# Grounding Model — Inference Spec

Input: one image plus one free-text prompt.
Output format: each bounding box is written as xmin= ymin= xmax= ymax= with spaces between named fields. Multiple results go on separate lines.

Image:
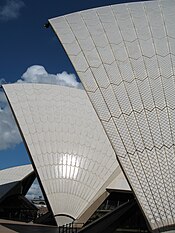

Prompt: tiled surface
xmin=0 ymin=165 xmax=33 ymax=185
xmin=49 ymin=0 xmax=175 ymax=230
xmin=3 ymin=84 xmax=124 ymax=225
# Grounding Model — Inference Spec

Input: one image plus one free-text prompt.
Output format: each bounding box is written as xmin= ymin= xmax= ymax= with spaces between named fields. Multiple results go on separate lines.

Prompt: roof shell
xmin=3 ymin=83 xmax=128 ymax=226
xmin=0 ymin=164 xmax=33 ymax=186
xmin=49 ymin=0 xmax=175 ymax=230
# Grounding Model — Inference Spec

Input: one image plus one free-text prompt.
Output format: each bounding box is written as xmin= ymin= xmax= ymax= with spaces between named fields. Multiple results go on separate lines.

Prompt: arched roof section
xmin=49 ymin=1 xmax=175 ymax=231
xmin=3 ymin=83 xmax=127 ymax=225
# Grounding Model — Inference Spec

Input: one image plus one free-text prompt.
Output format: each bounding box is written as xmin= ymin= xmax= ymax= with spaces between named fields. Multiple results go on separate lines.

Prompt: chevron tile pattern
xmin=49 ymin=1 xmax=175 ymax=230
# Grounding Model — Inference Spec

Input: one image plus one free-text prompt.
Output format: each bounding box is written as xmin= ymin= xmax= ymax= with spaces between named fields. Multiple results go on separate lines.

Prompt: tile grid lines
xmin=56 ymin=24 xmax=175 ymax=49
xmin=117 ymin=8 xmax=164 ymax=226
xmin=23 ymin=88 xmax=47 ymax=176
xmin=22 ymin=143 xmax=175 ymax=158
xmin=97 ymin=5 xmax=163 ymax=227
xmin=127 ymin=0 xmax=175 ymax=224
xmin=128 ymin=2 xmax=175 ymax=225
xmin=38 ymin=172 xmax=101 ymax=195
xmin=26 ymin=90 xmax=72 ymax=210
xmin=23 ymin=86 xmax=43 ymax=158
xmin=60 ymin=48 xmax=175 ymax=67
xmin=74 ymin=73 xmax=175 ymax=89
xmin=137 ymin=2 xmax=174 ymax=225
xmin=63 ymin=16 xmax=132 ymax=157
xmin=30 ymin=153 xmax=111 ymax=178
xmin=77 ymin=6 xmax=158 ymax=227
xmin=143 ymin=2 xmax=174 ymax=223
xmin=24 ymin=85 xmax=51 ymax=189
xmin=159 ymin=10 xmax=175 ymax=209
xmin=155 ymin=58 xmax=175 ymax=224
xmin=59 ymin=11 xmax=175 ymax=117
xmin=95 ymin=6 xmax=163 ymax=226
xmin=76 ymin=11 xmax=141 ymax=156
xmin=82 ymin=8 xmax=143 ymax=156
xmin=49 ymin=1 xmax=175 ymax=229
xmin=28 ymin=88 xmax=56 ymax=188
xmin=106 ymin=4 xmax=159 ymax=227
xmin=62 ymin=12 xmax=148 ymax=227
xmin=69 ymin=62 xmax=174 ymax=91
xmin=59 ymin=36 xmax=174 ymax=53
xmin=2 ymin=86 xmax=57 ymax=223
xmin=18 ymin=89 xmax=50 ymax=189
xmin=159 ymin=0 xmax=175 ymax=48
xmin=4 ymin=83 xmax=121 ymax=220
xmin=62 ymin=5 xmax=175 ymax=228
xmin=126 ymin=4 xmax=172 ymax=226
xmin=159 ymin=2 xmax=175 ymax=119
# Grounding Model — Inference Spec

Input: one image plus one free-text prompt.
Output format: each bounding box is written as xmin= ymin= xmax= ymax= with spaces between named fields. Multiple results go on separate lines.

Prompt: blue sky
xmin=0 ymin=0 xmax=141 ymax=170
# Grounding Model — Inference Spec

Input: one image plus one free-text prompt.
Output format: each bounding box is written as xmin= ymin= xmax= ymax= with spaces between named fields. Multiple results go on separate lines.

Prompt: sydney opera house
xmin=1 ymin=0 xmax=175 ymax=232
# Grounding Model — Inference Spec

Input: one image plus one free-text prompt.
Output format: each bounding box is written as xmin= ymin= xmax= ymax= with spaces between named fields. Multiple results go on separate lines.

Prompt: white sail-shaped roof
xmin=0 ymin=164 xmax=33 ymax=186
xmin=3 ymin=83 xmax=128 ymax=226
xmin=49 ymin=0 xmax=175 ymax=231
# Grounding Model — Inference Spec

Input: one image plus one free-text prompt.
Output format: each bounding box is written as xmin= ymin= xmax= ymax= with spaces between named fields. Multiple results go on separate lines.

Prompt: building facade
xmin=49 ymin=1 xmax=175 ymax=232
xmin=3 ymin=83 xmax=129 ymax=226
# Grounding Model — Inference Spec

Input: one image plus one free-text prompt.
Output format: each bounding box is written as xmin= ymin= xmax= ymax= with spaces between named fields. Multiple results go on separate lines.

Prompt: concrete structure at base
xmin=3 ymin=84 xmax=129 ymax=226
xmin=49 ymin=0 xmax=175 ymax=232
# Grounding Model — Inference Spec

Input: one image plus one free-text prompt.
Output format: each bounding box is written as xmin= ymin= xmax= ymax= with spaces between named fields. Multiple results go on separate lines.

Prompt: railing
xmin=58 ymin=222 xmax=83 ymax=233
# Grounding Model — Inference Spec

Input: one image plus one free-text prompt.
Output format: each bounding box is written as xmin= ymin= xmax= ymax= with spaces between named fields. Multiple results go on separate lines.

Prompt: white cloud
xmin=0 ymin=90 xmax=22 ymax=150
xmin=0 ymin=65 xmax=82 ymax=150
xmin=0 ymin=0 xmax=24 ymax=21
xmin=17 ymin=65 xmax=83 ymax=89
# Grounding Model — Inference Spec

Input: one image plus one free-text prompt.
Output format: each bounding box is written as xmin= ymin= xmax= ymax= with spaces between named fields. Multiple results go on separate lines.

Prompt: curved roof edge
xmin=0 ymin=164 xmax=33 ymax=186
